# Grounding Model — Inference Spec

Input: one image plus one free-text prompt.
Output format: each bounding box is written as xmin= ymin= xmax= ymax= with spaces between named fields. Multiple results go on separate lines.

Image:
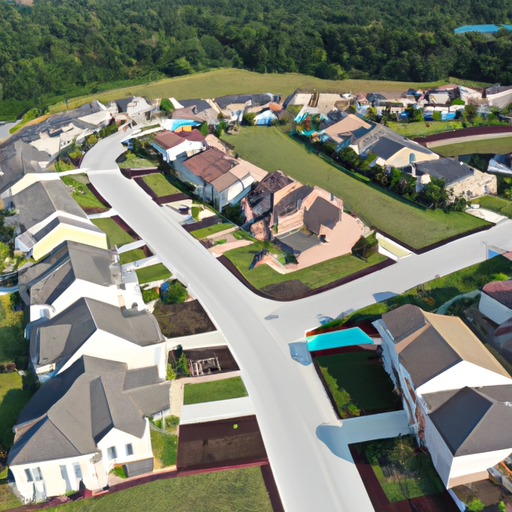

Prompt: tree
xmin=160 ymin=98 xmax=174 ymax=112
xmin=405 ymin=105 xmax=424 ymax=123
xmin=423 ymin=177 xmax=448 ymax=209
xmin=462 ymin=104 xmax=478 ymax=125
xmin=242 ymin=112 xmax=256 ymax=126
xmin=162 ymin=280 xmax=188 ymax=304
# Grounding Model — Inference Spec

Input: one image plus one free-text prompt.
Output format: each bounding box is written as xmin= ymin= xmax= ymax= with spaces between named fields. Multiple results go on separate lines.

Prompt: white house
xmin=479 ymin=279 xmax=512 ymax=325
xmin=151 ymin=129 xmax=206 ymax=163
xmin=7 ymin=180 xmax=108 ymax=261
xmin=29 ymin=297 xmax=166 ymax=381
xmin=373 ymin=304 xmax=512 ymax=488
xmin=8 ymin=356 xmax=171 ymax=503
xmin=18 ymin=240 xmax=144 ymax=322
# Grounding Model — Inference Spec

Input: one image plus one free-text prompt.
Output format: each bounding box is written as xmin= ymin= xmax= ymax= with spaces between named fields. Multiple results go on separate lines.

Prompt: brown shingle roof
xmin=183 ymin=147 xmax=236 ymax=183
xmin=153 ymin=131 xmax=184 ymax=150
xmin=176 ymin=129 xmax=205 ymax=143
xmin=482 ymin=280 xmax=512 ymax=309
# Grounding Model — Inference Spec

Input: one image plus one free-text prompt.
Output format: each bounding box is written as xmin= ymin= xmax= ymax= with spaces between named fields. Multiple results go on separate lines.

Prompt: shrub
xmin=87 ymin=134 xmax=98 ymax=145
xmin=110 ymin=466 xmax=127 ymax=479
xmin=163 ymin=280 xmax=188 ymax=304
xmin=160 ymin=98 xmax=174 ymax=112
xmin=166 ymin=364 xmax=176 ymax=380
xmin=142 ymin=286 xmax=159 ymax=303
xmin=222 ymin=204 xmax=244 ymax=225
xmin=243 ymin=112 xmax=256 ymax=126
xmin=467 ymin=498 xmax=485 ymax=512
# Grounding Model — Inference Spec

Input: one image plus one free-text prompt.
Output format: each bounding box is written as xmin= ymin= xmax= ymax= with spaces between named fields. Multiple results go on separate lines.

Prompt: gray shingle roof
xmin=424 ymin=385 xmax=512 ymax=456
xmin=178 ymin=99 xmax=212 ymax=113
xmin=12 ymin=180 xmax=86 ymax=231
xmin=9 ymin=356 xmax=171 ymax=465
xmin=30 ymin=297 xmax=164 ymax=370
xmin=18 ymin=241 xmax=117 ymax=306
xmin=415 ymin=159 xmax=473 ymax=185
xmin=382 ymin=305 xmax=510 ymax=387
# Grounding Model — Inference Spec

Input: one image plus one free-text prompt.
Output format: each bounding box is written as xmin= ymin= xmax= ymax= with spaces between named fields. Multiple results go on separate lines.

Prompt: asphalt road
xmin=84 ymin=133 xmax=512 ymax=512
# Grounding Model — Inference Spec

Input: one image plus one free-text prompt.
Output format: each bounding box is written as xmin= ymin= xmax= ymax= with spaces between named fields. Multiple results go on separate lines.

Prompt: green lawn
xmin=183 ymin=377 xmax=248 ymax=405
xmin=387 ymin=120 xmax=464 ymax=139
xmin=435 ymin=136 xmax=512 ymax=157
xmin=220 ymin=127 xmax=488 ymax=249
xmin=119 ymin=249 xmax=147 ymax=265
xmin=91 ymin=218 xmax=135 ymax=248
xmin=150 ymin=431 xmax=178 ymax=469
xmin=190 ymin=223 xmax=233 ymax=239
xmin=54 ymin=160 xmax=76 ymax=173
xmin=45 ymin=466 xmax=272 ymax=512
xmin=142 ymin=174 xmax=181 ymax=196
xmin=224 ymin=241 xmax=386 ymax=290
xmin=61 ymin=175 xmax=107 ymax=211
xmin=48 ymin=69 xmax=447 ymax=115
xmin=326 ymin=254 xmax=512 ymax=328
xmin=317 ymin=352 xmax=400 ymax=414
xmin=136 ymin=263 xmax=172 ymax=284
xmin=118 ymin=156 xmax=158 ymax=169
xmin=0 ymin=479 xmax=20 ymax=511
xmin=471 ymin=196 xmax=512 ymax=219
xmin=0 ymin=295 xmax=26 ymax=366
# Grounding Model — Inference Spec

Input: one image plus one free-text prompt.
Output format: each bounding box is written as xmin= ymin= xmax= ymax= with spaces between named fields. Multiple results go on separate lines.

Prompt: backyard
xmin=220 ymin=127 xmax=488 ymax=249
xmin=435 ymin=135 xmax=512 ymax=157
xmin=44 ymin=466 xmax=272 ymax=512
xmin=61 ymin=175 xmax=108 ymax=214
xmin=359 ymin=436 xmax=445 ymax=503
xmin=150 ymin=416 xmax=179 ymax=469
xmin=142 ymin=173 xmax=181 ymax=196
xmin=316 ymin=351 xmax=400 ymax=416
xmin=472 ymin=195 xmax=512 ymax=219
xmin=387 ymin=120 xmax=464 ymax=139
xmin=91 ymin=218 xmax=147 ymax=265
xmin=135 ymin=263 xmax=172 ymax=285
xmin=224 ymin=240 xmax=386 ymax=296
xmin=183 ymin=377 xmax=248 ymax=405
xmin=190 ymin=223 xmax=233 ymax=240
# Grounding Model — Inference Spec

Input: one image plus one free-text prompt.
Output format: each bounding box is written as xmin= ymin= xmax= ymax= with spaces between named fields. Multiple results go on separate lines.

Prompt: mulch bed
xmin=182 ymin=346 xmax=239 ymax=373
xmin=153 ymin=300 xmax=216 ymax=338
xmin=177 ymin=416 xmax=268 ymax=471
xmin=82 ymin=206 xmax=108 ymax=215
xmin=260 ymin=280 xmax=312 ymax=300
xmin=155 ymin=193 xmax=189 ymax=204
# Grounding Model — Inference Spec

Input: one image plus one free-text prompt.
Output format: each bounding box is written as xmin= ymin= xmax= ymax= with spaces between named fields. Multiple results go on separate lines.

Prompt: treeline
xmin=2 ymin=0 xmax=512 ymax=112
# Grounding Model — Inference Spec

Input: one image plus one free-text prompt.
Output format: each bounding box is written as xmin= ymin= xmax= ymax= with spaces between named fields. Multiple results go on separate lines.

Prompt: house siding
xmin=479 ymin=292 xmax=512 ymax=326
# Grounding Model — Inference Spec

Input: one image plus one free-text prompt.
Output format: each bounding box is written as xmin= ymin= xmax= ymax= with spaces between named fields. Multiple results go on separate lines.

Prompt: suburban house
xmin=366 ymin=136 xmax=438 ymax=168
xmin=321 ymin=114 xmax=373 ymax=148
xmin=373 ymin=304 xmax=512 ymax=488
xmin=6 ymin=180 xmax=108 ymax=261
xmin=174 ymin=146 xmax=267 ymax=211
xmin=29 ymin=296 xmax=166 ymax=381
xmin=110 ymin=97 xmax=158 ymax=124
xmin=151 ymin=129 xmax=206 ymax=163
xmin=479 ymin=279 xmax=512 ymax=325
xmin=0 ymin=141 xmax=50 ymax=195
xmin=169 ymin=98 xmax=221 ymax=125
xmin=409 ymin=158 xmax=497 ymax=198
xmin=18 ymin=240 xmax=144 ymax=322
xmin=8 ymin=356 xmax=171 ymax=503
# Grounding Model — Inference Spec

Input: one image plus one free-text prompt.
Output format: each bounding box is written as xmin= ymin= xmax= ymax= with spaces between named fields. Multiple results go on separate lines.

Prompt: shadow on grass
xmin=0 ymin=387 xmax=32 ymax=449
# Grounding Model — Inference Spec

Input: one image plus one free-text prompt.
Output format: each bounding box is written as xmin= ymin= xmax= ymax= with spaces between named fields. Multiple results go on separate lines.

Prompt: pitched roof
xmin=18 ymin=241 xmax=117 ymax=306
xmin=176 ymin=129 xmax=205 ymax=143
xmin=215 ymin=93 xmax=274 ymax=110
xmin=415 ymin=159 xmax=473 ymax=184
xmin=9 ymin=356 xmax=170 ymax=465
xmin=210 ymin=171 xmax=240 ymax=193
xmin=115 ymin=97 xmax=134 ymax=113
xmin=251 ymin=170 xmax=293 ymax=197
xmin=12 ymin=180 xmax=87 ymax=230
xmin=182 ymin=147 xmax=236 ymax=183
xmin=382 ymin=305 xmax=510 ymax=387
xmin=303 ymin=196 xmax=342 ymax=235
xmin=424 ymin=385 xmax=512 ymax=456
xmin=482 ymin=279 xmax=512 ymax=309
xmin=178 ymin=99 xmax=212 ymax=113
xmin=30 ymin=297 xmax=164 ymax=370
xmin=323 ymin=114 xmax=372 ymax=143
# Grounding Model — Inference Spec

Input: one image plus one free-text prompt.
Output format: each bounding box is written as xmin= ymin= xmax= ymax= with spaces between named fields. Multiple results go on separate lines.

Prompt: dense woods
xmin=2 ymin=0 xmax=512 ymax=112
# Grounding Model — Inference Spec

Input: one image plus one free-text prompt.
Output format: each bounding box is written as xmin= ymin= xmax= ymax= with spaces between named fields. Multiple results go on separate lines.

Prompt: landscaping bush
xmin=110 ymin=466 xmax=127 ymax=479
xmin=166 ymin=364 xmax=176 ymax=380
xmin=160 ymin=98 xmax=174 ymax=112
xmin=142 ymin=286 xmax=159 ymax=303
xmin=222 ymin=203 xmax=244 ymax=225
xmin=162 ymin=280 xmax=188 ymax=304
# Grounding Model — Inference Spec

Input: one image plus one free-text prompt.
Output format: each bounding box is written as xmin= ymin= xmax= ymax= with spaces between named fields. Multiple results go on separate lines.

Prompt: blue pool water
xmin=306 ymin=327 xmax=374 ymax=352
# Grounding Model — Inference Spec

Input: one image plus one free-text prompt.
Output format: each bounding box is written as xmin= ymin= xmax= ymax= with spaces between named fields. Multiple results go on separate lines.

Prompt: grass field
xmin=183 ymin=377 xmax=248 ymax=405
xmin=61 ymin=175 xmax=107 ymax=211
xmin=224 ymin=241 xmax=385 ymax=291
xmin=316 ymin=352 xmax=400 ymax=414
xmin=91 ymin=218 xmax=135 ymax=248
xmin=190 ymin=223 xmax=233 ymax=239
xmin=119 ymin=249 xmax=147 ymax=265
xmin=387 ymin=120 xmax=464 ymax=139
xmin=118 ymin=156 xmax=158 ymax=169
xmin=142 ymin=174 xmax=181 ymax=196
xmin=220 ymin=127 xmax=487 ymax=249
xmin=44 ymin=466 xmax=272 ymax=512
xmin=48 ymin=69 xmax=447 ymax=115
xmin=0 ymin=478 xmax=20 ymax=512
xmin=472 ymin=196 xmax=512 ymax=219
xmin=136 ymin=263 xmax=172 ymax=284
xmin=435 ymin=136 xmax=512 ymax=156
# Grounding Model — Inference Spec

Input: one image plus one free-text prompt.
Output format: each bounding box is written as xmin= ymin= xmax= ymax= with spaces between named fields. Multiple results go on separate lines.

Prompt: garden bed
xmin=153 ymin=300 xmax=216 ymax=338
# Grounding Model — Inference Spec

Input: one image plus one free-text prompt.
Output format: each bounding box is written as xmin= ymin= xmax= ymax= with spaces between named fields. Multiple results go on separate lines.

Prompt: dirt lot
xmin=153 ymin=300 xmax=216 ymax=338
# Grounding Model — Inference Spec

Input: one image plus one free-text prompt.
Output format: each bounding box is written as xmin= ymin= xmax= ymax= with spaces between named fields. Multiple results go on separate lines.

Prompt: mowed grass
xmin=472 ymin=196 xmax=512 ymax=219
xmin=183 ymin=377 xmax=248 ymax=405
xmin=61 ymin=175 xmax=107 ymax=211
xmin=0 ymin=373 xmax=31 ymax=449
xmin=225 ymin=241 xmax=385 ymax=290
xmin=0 ymin=478 xmax=20 ymax=511
xmin=387 ymin=120 xmax=464 ymax=139
xmin=190 ymin=223 xmax=233 ymax=239
xmin=221 ymin=127 xmax=488 ymax=249
xmin=119 ymin=249 xmax=147 ymax=265
xmin=91 ymin=218 xmax=135 ymax=248
xmin=142 ymin=174 xmax=181 ymax=196
xmin=45 ymin=466 xmax=272 ymax=512
xmin=135 ymin=263 xmax=172 ymax=284
xmin=48 ymin=69 xmax=446 ymax=114
xmin=435 ymin=135 xmax=512 ymax=156
xmin=316 ymin=352 xmax=400 ymax=413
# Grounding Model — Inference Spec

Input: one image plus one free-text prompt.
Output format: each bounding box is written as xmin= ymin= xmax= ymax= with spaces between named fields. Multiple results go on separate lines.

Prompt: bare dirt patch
xmin=153 ymin=300 xmax=216 ymax=338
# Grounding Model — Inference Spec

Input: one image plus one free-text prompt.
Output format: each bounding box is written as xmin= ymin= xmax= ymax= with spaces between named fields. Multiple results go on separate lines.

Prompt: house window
xmin=73 ymin=463 xmax=82 ymax=480
xmin=33 ymin=467 xmax=43 ymax=482
xmin=24 ymin=469 xmax=33 ymax=482
xmin=107 ymin=446 xmax=117 ymax=460
xmin=125 ymin=443 xmax=134 ymax=456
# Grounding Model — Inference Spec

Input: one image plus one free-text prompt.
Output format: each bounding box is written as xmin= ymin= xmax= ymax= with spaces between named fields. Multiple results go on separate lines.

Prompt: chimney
xmin=411 ymin=163 xmax=416 ymax=178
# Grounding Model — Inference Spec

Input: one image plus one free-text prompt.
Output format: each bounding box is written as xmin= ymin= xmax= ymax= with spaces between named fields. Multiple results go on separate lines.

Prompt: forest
xmin=2 ymin=0 xmax=512 ymax=116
